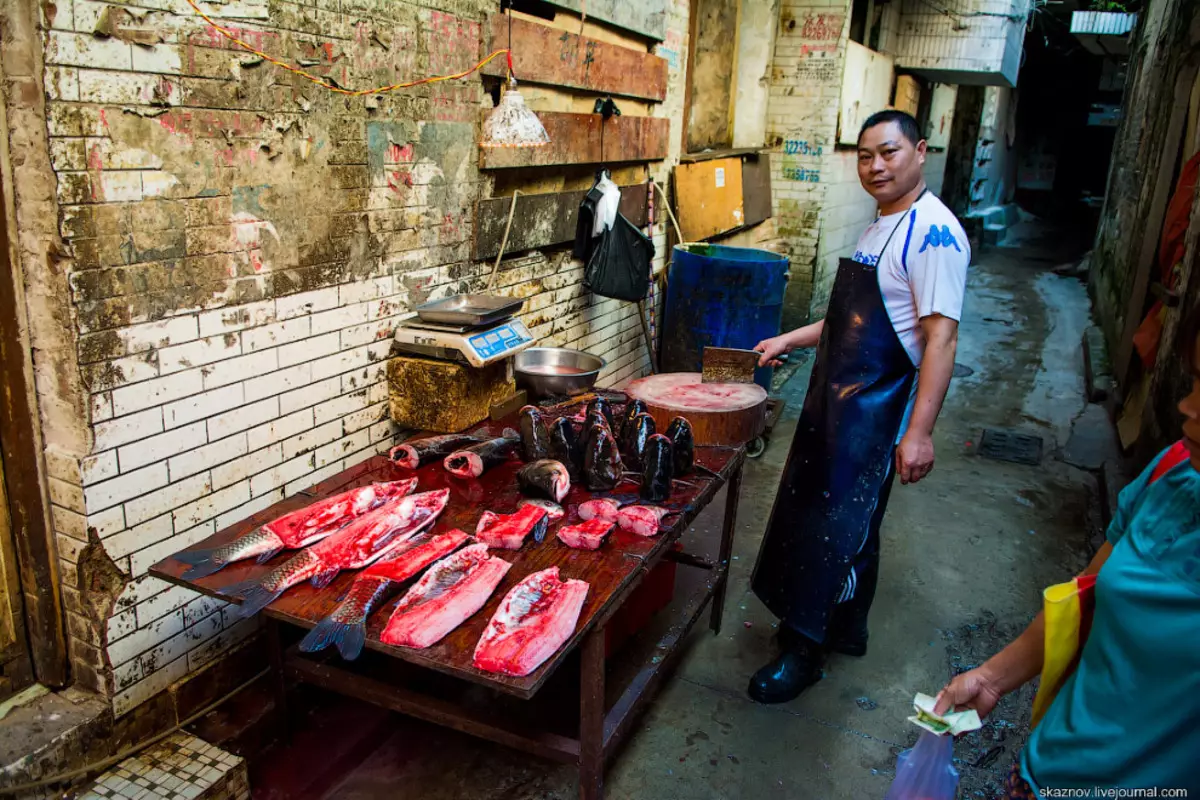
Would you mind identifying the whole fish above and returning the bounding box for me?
[473,567,589,677]
[622,412,656,471]
[298,528,471,660]
[583,424,622,491]
[175,478,418,579]
[518,406,551,462]
[518,498,565,522]
[444,428,519,478]
[586,397,616,431]
[583,403,612,435]
[578,497,621,522]
[475,504,550,549]
[619,399,648,438]
[389,434,484,470]
[228,488,450,618]
[548,417,583,479]
[640,434,674,502]
[380,543,512,649]
[517,459,571,503]
[664,416,695,475]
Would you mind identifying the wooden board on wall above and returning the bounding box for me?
[839,41,895,146]
[741,153,772,228]
[479,112,669,169]
[893,75,920,117]
[484,16,668,102]
[474,184,650,260]
[675,158,745,241]
[685,0,739,153]
[545,0,668,42]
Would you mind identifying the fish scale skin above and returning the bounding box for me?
[473,567,590,676]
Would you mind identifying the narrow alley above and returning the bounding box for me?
[283,219,1106,800]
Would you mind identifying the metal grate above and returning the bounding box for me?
[978,429,1043,466]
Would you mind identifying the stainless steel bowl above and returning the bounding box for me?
[513,347,605,398]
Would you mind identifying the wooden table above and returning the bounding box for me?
[151,400,745,800]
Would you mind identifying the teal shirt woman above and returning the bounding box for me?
[936,306,1200,797]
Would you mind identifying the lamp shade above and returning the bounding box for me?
[480,79,550,148]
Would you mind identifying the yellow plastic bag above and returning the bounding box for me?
[1030,573,1096,727]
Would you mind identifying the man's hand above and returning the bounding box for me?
[896,430,934,484]
[753,334,792,368]
[934,667,1004,718]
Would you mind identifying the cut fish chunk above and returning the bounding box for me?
[380,543,511,649]
[556,518,615,551]
[578,498,620,522]
[616,505,671,537]
[475,505,549,550]
[473,567,590,676]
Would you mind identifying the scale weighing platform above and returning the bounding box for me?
[392,317,536,368]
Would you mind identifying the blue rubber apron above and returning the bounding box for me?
[751,199,920,642]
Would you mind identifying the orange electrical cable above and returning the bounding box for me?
[183,0,512,96]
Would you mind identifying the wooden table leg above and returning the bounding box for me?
[266,618,291,743]
[711,461,743,634]
[579,625,606,800]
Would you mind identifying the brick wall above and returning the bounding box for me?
[767,0,852,328]
[30,0,682,715]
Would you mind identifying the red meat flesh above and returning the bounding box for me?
[360,528,471,582]
[578,498,620,522]
[266,478,418,547]
[474,505,548,550]
[556,518,615,551]
[310,489,450,572]
[473,567,590,676]
[380,543,511,648]
[616,505,670,537]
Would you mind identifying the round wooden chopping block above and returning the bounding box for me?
[625,372,767,446]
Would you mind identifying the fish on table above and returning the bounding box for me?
[174,478,418,579]
[557,518,615,551]
[473,567,590,677]
[298,527,471,660]
[518,406,551,462]
[475,504,550,550]
[380,543,512,649]
[389,434,485,470]
[444,429,519,478]
[517,459,571,503]
[227,488,450,618]
[583,424,622,491]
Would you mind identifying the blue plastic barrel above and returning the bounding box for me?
[660,244,789,390]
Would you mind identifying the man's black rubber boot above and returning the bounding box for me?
[748,636,824,704]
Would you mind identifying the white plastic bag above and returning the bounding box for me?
[592,170,620,236]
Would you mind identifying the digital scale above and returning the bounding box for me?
[392,317,536,368]
[392,293,536,368]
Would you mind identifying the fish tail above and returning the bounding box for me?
[227,580,283,618]
[176,548,227,580]
[299,617,368,660]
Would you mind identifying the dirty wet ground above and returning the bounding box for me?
[251,223,1106,800]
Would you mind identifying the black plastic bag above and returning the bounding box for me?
[583,212,653,302]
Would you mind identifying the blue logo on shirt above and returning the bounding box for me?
[852,251,880,266]
[918,225,962,254]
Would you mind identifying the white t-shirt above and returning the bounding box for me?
[850,192,970,367]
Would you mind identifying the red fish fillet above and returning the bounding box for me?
[616,505,671,537]
[578,498,620,522]
[176,478,417,579]
[298,528,471,660]
[380,543,512,648]
[473,567,590,676]
[229,489,449,618]
[556,518,614,550]
[475,504,549,549]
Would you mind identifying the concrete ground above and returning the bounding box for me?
[312,222,1111,800]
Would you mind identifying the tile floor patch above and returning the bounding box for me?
[77,733,245,800]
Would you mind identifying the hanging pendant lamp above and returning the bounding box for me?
[480,75,551,148]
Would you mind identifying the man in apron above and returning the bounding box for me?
[748,110,970,703]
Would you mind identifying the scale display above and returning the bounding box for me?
[393,318,536,368]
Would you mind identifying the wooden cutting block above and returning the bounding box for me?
[388,356,515,433]
[625,372,767,446]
